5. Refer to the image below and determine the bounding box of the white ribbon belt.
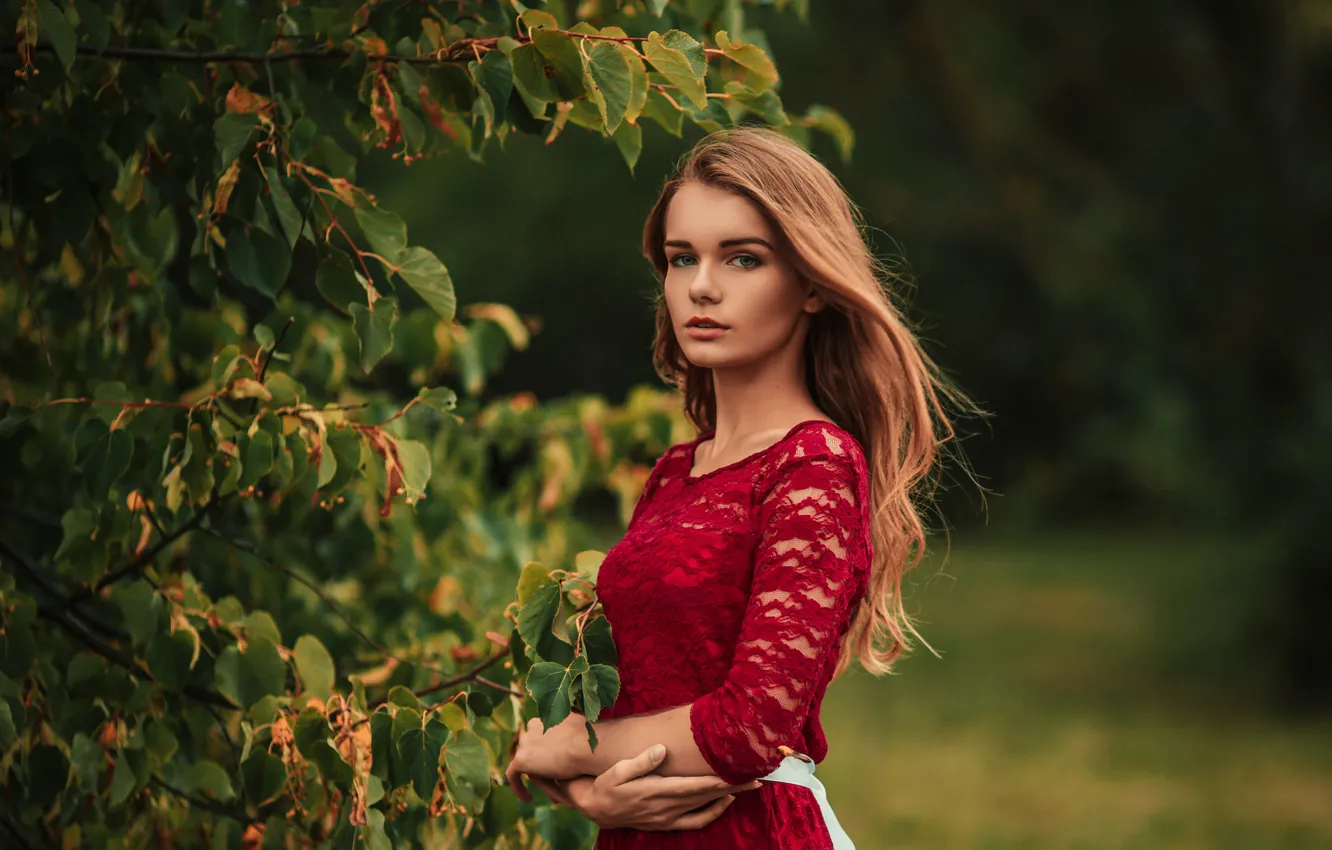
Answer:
[759,754,855,849]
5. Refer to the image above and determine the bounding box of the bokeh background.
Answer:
[363,3,1332,847]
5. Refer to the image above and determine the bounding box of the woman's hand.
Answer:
[537,745,763,831]
[506,715,589,799]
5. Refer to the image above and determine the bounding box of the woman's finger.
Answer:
[602,744,666,786]
[529,777,573,808]
[648,795,735,831]
[504,761,531,803]
[675,780,762,812]
[647,774,758,798]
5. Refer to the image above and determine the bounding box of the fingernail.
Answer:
[649,744,666,762]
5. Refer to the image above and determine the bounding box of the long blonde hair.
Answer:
[641,126,987,677]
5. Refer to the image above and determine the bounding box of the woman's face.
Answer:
[661,181,821,369]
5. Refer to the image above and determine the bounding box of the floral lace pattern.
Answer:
[595,420,872,849]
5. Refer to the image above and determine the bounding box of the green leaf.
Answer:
[108,748,136,807]
[246,610,283,645]
[264,167,305,247]
[725,81,788,126]
[510,44,559,103]
[184,760,236,801]
[75,419,133,500]
[36,0,76,71]
[293,635,335,701]
[225,224,291,299]
[214,113,259,166]
[214,638,286,709]
[0,701,15,751]
[395,245,457,321]
[613,120,643,173]
[516,581,561,653]
[663,30,707,77]
[122,204,179,277]
[715,30,779,90]
[75,0,110,53]
[396,438,431,500]
[113,580,159,650]
[354,200,408,263]
[388,685,422,710]
[525,662,572,728]
[240,751,286,804]
[145,628,195,692]
[54,507,95,562]
[582,616,618,666]
[519,9,559,30]
[644,32,707,110]
[238,430,273,490]
[475,50,514,122]
[364,809,391,850]
[530,29,586,99]
[640,86,684,136]
[584,664,620,723]
[443,728,491,812]
[583,41,633,133]
[648,0,670,14]
[516,562,551,606]
[397,717,450,803]
[321,426,363,495]
[804,104,855,163]
[267,373,305,408]
[416,386,458,412]
[315,250,367,315]
[350,298,398,373]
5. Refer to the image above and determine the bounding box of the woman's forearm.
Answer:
[571,704,715,777]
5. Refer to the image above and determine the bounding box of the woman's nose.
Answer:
[688,260,720,301]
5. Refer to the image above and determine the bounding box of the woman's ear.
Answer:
[803,285,825,314]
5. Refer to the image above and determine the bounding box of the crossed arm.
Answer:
[505,449,867,828]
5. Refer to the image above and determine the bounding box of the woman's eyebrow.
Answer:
[663,237,774,250]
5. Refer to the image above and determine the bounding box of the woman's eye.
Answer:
[732,254,760,269]
[668,255,696,267]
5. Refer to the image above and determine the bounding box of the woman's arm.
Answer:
[515,704,710,778]
[524,746,760,830]
[509,445,869,786]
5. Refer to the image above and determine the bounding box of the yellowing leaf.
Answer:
[230,378,273,401]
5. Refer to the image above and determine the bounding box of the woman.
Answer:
[505,126,976,847]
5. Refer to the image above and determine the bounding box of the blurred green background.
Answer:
[362,2,1332,847]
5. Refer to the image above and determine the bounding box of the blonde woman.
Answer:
[505,126,977,848]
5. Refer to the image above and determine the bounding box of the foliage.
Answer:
[0,0,853,846]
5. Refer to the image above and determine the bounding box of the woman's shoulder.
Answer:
[751,419,867,500]
[768,419,867,471]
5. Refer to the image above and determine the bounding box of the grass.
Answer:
[815,528,1332,850]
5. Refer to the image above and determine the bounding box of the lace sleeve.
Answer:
[688,445,869,785]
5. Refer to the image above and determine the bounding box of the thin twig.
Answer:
[198,524,460,679]
[4,42,472,66]
[0,538,128,641]
[258,317,295,383]
[151,777,261,825]
[64,499,221,607]
[366,648,511,710]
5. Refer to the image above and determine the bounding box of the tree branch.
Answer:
[198,523,460,680]
[151,777,261,826]
[63,498,222,607]
[366,648,513,710]
[2,42,471,67]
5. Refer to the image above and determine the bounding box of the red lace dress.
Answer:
[595,418,872,849]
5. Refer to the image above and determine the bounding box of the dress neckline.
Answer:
[684,418,841,482]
